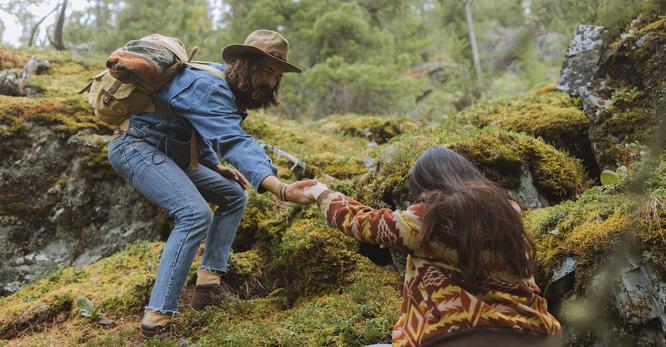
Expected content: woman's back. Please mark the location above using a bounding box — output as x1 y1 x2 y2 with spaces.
316 194 561 346
310 146 562 346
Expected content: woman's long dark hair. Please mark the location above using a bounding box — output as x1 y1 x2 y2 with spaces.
409 146 534 282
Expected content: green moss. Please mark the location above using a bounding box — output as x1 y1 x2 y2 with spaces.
316 114 417 144
187 258 400 347
0 46 30 70
21 50 101 98
525 152 666 289
274 207 361 297
610 87 643 108
242 112 373 180
590 108 656 168
0 242 162 339
356 124 587 208
457 92 593 168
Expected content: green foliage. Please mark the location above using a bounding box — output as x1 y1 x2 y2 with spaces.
287 54 422 118
600 166 628 186
530 0 666 36
75 296 98 320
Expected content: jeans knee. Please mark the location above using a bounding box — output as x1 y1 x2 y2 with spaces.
196 205 214 226
229 188 248 211
181 203 213 231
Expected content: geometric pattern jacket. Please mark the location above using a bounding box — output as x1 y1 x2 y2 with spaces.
318 192 562 347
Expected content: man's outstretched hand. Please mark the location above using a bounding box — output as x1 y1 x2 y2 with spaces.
285 179 318 204
214 164 250 189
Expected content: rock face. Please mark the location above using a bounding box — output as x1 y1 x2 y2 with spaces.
558 20 665 170
557 25 609 98
0 124 166 295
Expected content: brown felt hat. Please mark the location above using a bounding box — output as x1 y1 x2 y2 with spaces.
222 30 302 73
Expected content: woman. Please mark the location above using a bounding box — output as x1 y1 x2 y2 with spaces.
304 146 561 347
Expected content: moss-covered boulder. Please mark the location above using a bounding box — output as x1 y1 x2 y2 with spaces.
355 123 588 209
457 91 599 176
0 241 161 340
0 50 170 296
574 18 665 170
524 152 666 346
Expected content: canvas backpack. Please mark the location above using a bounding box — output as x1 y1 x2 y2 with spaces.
80 34 225 169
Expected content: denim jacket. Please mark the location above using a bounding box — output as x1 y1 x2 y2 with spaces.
128 63 277 192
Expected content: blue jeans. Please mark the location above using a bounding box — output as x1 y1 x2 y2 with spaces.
107 129 248 313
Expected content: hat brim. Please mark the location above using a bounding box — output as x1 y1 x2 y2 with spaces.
222 44 302 73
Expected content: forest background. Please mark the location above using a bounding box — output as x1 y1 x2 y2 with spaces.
1 0 660 121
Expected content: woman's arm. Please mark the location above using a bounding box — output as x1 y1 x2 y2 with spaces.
312 187 421 253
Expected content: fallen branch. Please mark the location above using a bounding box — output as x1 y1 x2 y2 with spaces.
260 142 307 173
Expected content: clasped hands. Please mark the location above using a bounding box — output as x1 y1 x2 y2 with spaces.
281 179 329 204
214 163 329 205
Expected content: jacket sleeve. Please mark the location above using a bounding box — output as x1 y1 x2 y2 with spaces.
199 138 221 168
318 191 424 253
169 77 277 192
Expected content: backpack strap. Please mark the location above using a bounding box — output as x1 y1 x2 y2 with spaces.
183 61 224 171
190 130 199 171
186 62 226 80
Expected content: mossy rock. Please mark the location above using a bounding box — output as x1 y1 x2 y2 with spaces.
242 112 373 180
524 151 666 345
0 53 103 139
316 114 417 144
0 241 161 339
355 124 588 209
457 92 599 176
234 190 287 252
272 206 362 298
0 47 31 70
183 258 400 347
525 153 666 283
587 17 665 169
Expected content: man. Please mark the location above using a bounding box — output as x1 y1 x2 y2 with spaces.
106 30 314 339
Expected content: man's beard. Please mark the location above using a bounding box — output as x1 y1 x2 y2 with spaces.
229 80 273 110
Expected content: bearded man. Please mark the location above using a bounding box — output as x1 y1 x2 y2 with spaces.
106 30 315 339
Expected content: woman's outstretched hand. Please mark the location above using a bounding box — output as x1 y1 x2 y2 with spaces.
303 181 329 202
285 179 318 204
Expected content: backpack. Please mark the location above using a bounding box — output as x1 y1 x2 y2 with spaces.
80 34 225 169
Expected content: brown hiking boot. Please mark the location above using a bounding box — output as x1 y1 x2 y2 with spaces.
190 283 239 310
138 323 188 346
139 323 172 340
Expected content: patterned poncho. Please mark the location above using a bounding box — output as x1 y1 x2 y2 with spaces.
317 192 561 347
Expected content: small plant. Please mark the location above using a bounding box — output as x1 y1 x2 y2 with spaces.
600 165 628 186
75 295 116 326
76 295 99 320
610 88 642 108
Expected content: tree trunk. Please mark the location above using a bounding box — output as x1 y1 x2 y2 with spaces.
28 5 59 47
51 0 68 50
464 0 482 85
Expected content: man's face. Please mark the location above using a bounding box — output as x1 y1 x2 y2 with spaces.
251 59 284 101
